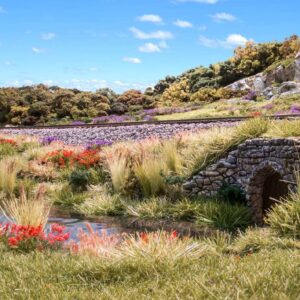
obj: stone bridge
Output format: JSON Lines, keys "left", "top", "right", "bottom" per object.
{"left": 183, "top": 138, "right": 300, "bottom": 224}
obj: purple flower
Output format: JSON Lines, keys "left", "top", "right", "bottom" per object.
{"left": 41, "top": 136, "right": 58, "bottom": 145}
{"left": 92, "top": 116, "right": 110, "bottom": 124}
{"left": 243, "top": 90, "right": 257, "bottom": 101}
{"left": 263, "top": 103, "right": 274, "bottom": 110}
{"left": 71, "top": 121, "right": 86, "bottom": 126}
{"left": 86, "top": 139, "right": 113, "bottom": 150}
{"left": 290, "top": 104, "right": 300, "bottom": 115}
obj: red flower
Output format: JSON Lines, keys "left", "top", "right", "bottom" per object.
{"left": 140, "top": 232, "right": 149, "bottom": 243}
{"left": 8, "top": 237, "right": 19, "bottom": 247}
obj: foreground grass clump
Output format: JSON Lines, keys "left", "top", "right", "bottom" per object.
{"left": 1, "top": 185, "right": 51, "bottom": 227}
{"left": 0, "top": 242, "right": 299, "bottom": 299}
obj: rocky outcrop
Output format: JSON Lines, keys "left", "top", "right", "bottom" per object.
{"left": 183, "top": 138, "right": 300, "bottom": 223}
{"left": 227, "top": 54, "right": 300, "bottom": 100}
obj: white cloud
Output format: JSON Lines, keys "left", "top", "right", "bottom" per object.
{"left": 4, "top": 60, "right": 12, "bottom": 66}
{"left": 176, "top": 0, "right": 218, "bottom": 4}
{"left": 130, "top": 27, "right": 173, "bottom": 40}
{"left": 41, "top": 32, "right": 56, "bottom": 40}
{"left": 198, "top": 25, "right": 207, "bottom": 31}
{"left": 139, "top": 43, "right": 161, "bottom": 53}
{"left": 32, "top": 47, "right": 45, "bottom": 53}
{"left": 138, "top": 14, "right": 163, "bottom": 24}
{"left": 224, "top": 34, "right": 248, "bottom": 47}
{"left": 212, "top": 13, "right": 236, "bottom": 23}
{"left": 122, "top": 57, "right": 142, "bottom": 64}
{"left": 159, "top": 41, "right": 168, "bottom": 49}
{"left": 173, "top": 19, "right": 193, "bottom": 28}
{"left": 199, "top": 34, "right": 249, "bottom": 49}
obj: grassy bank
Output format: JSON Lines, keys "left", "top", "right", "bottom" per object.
{"left": 157, "top": 94, "right": 300, "bottom": 121}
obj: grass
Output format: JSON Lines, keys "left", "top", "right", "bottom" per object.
{"left": 77, "top": 185, "right": 125, "bottom": 216}
{"left": 106, "top": 155, "right": 130, "bottom": 193}
{"left": 134, "top": 159, "right": 167, "bottom": 197}
{"left": 266, "top": 172, "right": 300, "bottom": 238}
{"left": 1, "top": 184, "right": 51, "bottom": 228}
{"left": 0, "top": 242, "right": 299, "bottom": 299}
{"left": 1, "top": 124, "right": 300, "bottom": 298}
{"left": 0, "top": 157, "right": 21, "bottom": 196}
{"left": 191, "top": 118, "right": 269, "bottom": 174}
{"left": 157, "top": 94, "right": 300, "bottom": 121}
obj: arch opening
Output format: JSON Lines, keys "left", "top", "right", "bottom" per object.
{"left": 247, "top": 164, "right": 290, "bottom": 224}
{"left": 262, "top": 172, "right": 289, "bottom": 214}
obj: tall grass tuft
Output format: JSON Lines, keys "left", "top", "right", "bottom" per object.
{"left": 113, "top": 231, "right": 215, "bottom": 262}
{"left": 77, "top": 185, "right": 125, "bottom": 216}
{"left": 192, "top": 118, "right": 269, "bottom": 174}
{"left": 126, "top": 197, "right": 170, "bottom": 218}
{"left": 0, "top": 157, "right": 21, "bottom": 195}
{"left": 266, "top": 172, "right": 300, "bottom": 238}
{"left": 106, "top": 156, "right": 130, "bottom": 194}
{"left": 161, "top": 140, "right": 183, "bottom": 173}
{"left": 267, "top": 120, "right": 300, "bottom": 137}
{"left": 134, "top": 159, "right": 167, "bottom": 197}
{"left": 1, "top": 184, "right": 51, "bottom": 227}
{"left": 196, "top": 199, "right": 253, "bottom": 232}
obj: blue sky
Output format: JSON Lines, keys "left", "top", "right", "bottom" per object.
{"left": 0, "top": 0, "right": 299, "bottom": 92}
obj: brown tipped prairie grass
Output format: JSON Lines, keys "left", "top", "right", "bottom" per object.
{"left": 134, "top": 159, "right": 167, "bottom": 197}
{"left": 106, "top": 155, "right": 131, "bottom": 193}
{"left": 1, "top": 184, "right": 51, "bottom": 227}
{"left": 0, "top": 157, "right": 22, "bottom": 195}
{"left": 161, "top": 139, "right": 183, "bottom": 173}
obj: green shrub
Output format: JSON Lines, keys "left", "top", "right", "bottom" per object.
{"left": 69, "top": 169, "right": 90, "bottom": 192}
{"left": 217, "top": 182, "right": 246, "bottom": 204}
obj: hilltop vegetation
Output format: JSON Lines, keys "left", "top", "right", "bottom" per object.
{"left": 0, "top": 35, "right": 299, "bottom": 125}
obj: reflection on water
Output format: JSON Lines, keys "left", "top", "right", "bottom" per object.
{"left": 0, "top": 208, "right": 134, "bottom": 241}
{"left": 48, "top": 216, "right": 129, "bottom": 241}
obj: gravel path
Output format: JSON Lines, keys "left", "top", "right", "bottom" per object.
{"left": 1, "top": 122, "right": 238, "bottom": 145}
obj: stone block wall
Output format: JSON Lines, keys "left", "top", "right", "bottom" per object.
{"left": 183, "top": 138, "right": 300, "bottom": 223}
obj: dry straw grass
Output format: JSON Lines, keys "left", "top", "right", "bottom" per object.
{"left": 1, "top": 184, "right": 51, "bottom": 227}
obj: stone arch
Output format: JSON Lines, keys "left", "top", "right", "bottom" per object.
{"left": 246, "top": 161, "right": 289, "bottom": 224}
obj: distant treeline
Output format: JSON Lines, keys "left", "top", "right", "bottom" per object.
{"left": 1, "top": 35, "right": 299, "bottom": 125}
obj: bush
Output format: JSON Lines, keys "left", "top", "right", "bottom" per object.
{"left": 217, "top": 182, "right": 246, "bottom": 204}
{"left": 69, "top": 169, "right": 90, "bottom": 192}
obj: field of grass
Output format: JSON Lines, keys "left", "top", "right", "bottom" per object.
{"left": 157, "top": 94, "right": 300, "bottom": 121}
{"left": 0, "top": 245, "right": 299, "bottom": 299}
{"left": 0, "top": 118, "right": 300, "bottom": 299}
